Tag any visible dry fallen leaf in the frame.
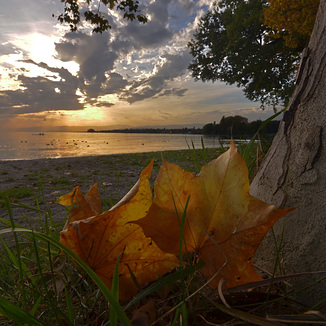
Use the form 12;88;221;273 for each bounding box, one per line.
131;299;157;326
56;182;102;231
58;161;179;300
134;141;294;289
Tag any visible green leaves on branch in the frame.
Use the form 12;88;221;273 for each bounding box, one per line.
188;0;300;109
56;0;147;33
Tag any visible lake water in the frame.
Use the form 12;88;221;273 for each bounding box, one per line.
0;131;224;161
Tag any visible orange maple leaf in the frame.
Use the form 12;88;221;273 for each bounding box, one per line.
58;161;179;300
134;141;295;289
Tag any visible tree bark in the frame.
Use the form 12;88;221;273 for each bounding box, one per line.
251;0;326;309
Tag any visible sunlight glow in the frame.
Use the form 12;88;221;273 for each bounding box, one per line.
10;33;80;75
62;107;109;126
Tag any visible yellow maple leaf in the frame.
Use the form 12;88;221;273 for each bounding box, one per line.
58;161;179;300
134;141;294;289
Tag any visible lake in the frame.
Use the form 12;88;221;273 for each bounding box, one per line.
0;131;224;161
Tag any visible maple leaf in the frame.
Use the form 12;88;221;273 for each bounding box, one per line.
58;161;179;300
134;141;295;289
56;182;102;231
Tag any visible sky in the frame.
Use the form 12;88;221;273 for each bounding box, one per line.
0;0;278;132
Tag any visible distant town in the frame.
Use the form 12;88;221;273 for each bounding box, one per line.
87;115;280;138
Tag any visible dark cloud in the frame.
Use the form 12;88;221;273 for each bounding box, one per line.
52;13;192;105
102;73;129;94
124;52;192;103
92;101;115;107
123;0;174;48
55;31;128;100
156;88;188;97
0;61;83;114
55;32;117;81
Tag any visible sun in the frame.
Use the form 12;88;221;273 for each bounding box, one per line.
62;107;109;127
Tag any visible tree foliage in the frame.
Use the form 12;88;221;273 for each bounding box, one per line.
263;0;320;50
55;0;147;33
202;115;280;136
188;0;300;109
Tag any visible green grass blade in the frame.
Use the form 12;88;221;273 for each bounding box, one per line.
186;140;200;173
218;135;226;152
31;231;62;324
264;221;286;314
241;109;284;167
0;297;44;326
65;287;75;325
9;201;48;213
171;307;181;326
200;136;207;163
30;296;42;317
0;227;132;326
181;301;188;326
5;198;27;308
110;251;122;326
0;217;24;228
124;260;205;311
0;237;29;275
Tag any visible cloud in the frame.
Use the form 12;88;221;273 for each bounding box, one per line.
1;0;207;117
102;73;129;94
155;88;188;98
123;51;192;103
0;60;83;114
0;0;60;38
0;0;270;131
52;9;194;105
0;42;19;56
55;32;118;80
124;0;174;48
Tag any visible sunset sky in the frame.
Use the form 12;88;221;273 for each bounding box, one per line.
1;0;278;132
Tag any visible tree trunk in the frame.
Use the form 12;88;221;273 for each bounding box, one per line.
251;0;326;309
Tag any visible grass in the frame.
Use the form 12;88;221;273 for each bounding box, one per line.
0;134;325;325
0;188;34;208
1;201;324;325
97;147;221;171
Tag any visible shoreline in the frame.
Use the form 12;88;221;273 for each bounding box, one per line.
0;148;221;229
0;148;188;162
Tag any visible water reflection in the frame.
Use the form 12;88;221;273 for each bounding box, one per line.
0;131;231;161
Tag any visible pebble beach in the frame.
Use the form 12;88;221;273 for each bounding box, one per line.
0;154;158;228
0;149;217;231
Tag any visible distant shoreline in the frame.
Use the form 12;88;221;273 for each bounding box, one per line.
87;127;203;135
86;128;275;139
